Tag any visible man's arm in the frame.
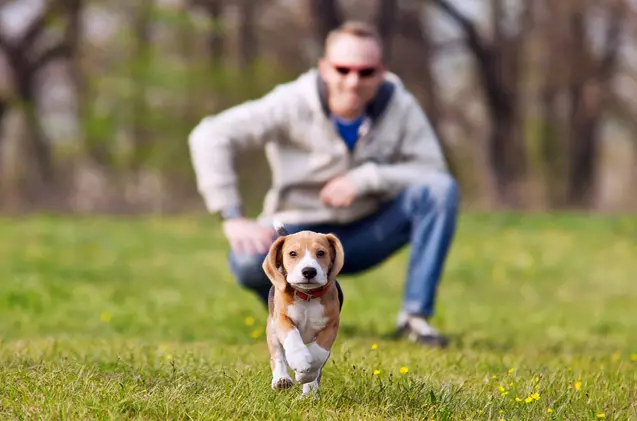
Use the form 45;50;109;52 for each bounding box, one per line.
347;93;449;195
188;84;294;214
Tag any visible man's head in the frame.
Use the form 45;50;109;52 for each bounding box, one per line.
318;21;386;120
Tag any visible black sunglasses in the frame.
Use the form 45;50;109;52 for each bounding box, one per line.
333;65;378;78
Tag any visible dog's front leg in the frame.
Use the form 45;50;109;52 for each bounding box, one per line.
276;314;312;374
267;316;293;390
298;320;339;398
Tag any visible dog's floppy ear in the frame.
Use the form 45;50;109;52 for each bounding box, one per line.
262;236;288;291
324;233;344;282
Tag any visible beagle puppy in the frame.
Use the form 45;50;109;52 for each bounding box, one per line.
262;223;345;398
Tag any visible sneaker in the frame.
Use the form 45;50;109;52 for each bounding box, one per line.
394;311;449;348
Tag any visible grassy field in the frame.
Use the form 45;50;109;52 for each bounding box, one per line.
0;213;635;420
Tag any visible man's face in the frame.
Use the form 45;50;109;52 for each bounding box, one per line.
318;34;385;119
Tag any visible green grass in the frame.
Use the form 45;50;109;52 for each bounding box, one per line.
0;213;636;420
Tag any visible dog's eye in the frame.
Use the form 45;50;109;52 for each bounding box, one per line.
317;250;325;257
289;251;297;257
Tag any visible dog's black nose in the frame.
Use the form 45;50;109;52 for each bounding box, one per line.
301;267;317;279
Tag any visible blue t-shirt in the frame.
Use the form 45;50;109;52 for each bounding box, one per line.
332;115;364;151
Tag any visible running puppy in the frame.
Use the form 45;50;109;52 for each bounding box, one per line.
263;222;345;398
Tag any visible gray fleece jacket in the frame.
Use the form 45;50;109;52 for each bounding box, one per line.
188;68;448;226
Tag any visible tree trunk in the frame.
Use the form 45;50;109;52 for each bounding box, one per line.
130;0;154;170
431;0;528;208
376;0;396;63
237;0;257;71
309;0;342;43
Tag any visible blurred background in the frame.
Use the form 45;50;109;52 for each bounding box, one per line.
0;0;635;216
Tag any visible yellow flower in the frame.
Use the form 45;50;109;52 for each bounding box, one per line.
244;316;255;326
515;397;523;402
165;354;173;360
498;385;506;392
530;392;540;400
399;366;409;374
501;391;509;397
250;329;262;339
373;369;381;376
100;312;111;322
596;413;605;419
371;344;378;350
547;408;553;413
525;396;533;403
574;380;582;391
492;375;497;379
630;353;637;362
508;367;515;374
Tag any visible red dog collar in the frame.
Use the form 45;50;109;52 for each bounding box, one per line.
293;283;331;301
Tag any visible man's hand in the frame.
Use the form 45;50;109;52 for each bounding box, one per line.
222;218;275;255
319;175;358;208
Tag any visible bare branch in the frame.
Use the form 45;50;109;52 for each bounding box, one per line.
17;1;60;52
429;0;490;63
32;44;70;70
598;0;626;80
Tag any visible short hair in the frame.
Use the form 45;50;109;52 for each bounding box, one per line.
324;21;383;58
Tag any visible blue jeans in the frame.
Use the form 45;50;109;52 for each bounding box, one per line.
229;172;459;318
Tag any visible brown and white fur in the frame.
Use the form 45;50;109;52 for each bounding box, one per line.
262;222;344;398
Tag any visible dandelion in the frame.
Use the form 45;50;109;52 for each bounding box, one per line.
525;396;533;403
371;344;378;350
244;316;255;326
574;378;582;391
596;413;605;419
373;369;381;376
547;408;553;413
100;312;111;322
250;329;262;339
530;392;540;400
515;397;523;402
498;385;506;393
501;391;509;397
508;367;515;374
399;366;409;374
492;375;497;380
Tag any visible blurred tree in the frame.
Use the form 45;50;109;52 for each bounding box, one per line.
309;0;343;42
0;0;82;204
430;0;531;209
189;0;224;66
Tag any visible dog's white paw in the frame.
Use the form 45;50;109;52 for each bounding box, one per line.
286;348;313;373
271;375;294;390
295;369;319;384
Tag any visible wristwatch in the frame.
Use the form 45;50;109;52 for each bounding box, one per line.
219;204;244;220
